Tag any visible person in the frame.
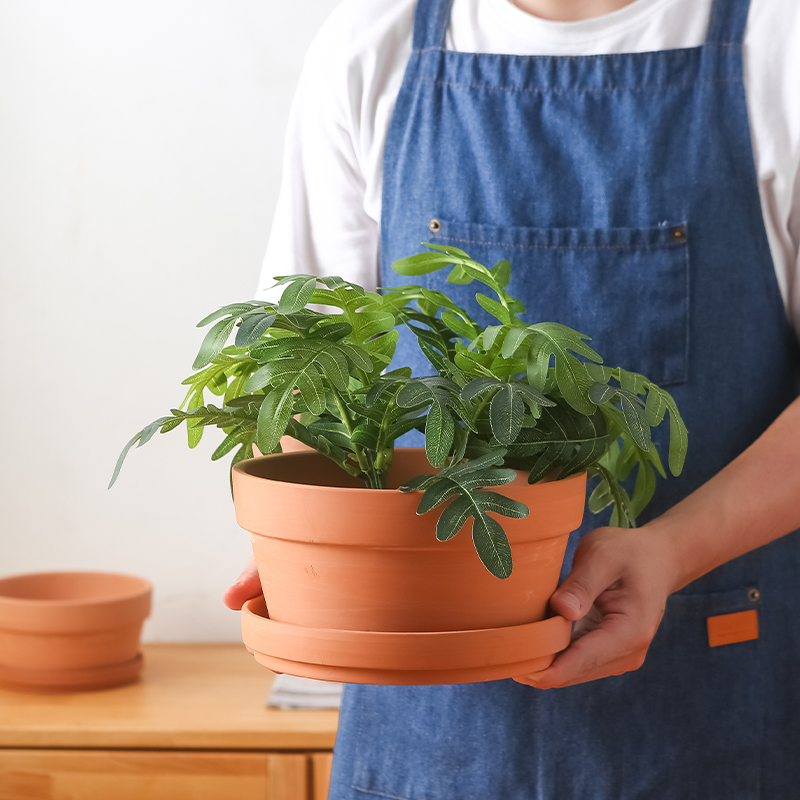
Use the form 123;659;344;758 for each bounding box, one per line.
224;0;800;796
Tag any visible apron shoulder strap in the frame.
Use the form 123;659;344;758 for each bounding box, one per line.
705;0;751;45
412;0;453;51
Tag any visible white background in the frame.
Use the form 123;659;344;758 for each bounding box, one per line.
0;0;341;641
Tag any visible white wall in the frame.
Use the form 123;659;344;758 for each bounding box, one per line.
0;0;341;641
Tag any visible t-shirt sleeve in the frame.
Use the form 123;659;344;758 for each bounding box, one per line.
255;10;382;301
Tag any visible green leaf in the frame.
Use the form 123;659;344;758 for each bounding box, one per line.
396;382;431;409
315;348;350;392
589;382;617;405
526;337;551;390
472;515;513;579
362;330;400;366
196;302;260;328
619;391;651;451
192;317;236;370
337;343;373;373
585;363;615;383
244;358;300;393
525;325;597;414
441;310;477;339
425;402;455;468
500;327;531;359
436;495;473;541
482;325;505;351
513;383;555;410
417;478;462;514
489;260;511;289
308;419;352;449
474;491;529;519
399;473;438;493
451;469;519;492
207;370;228;396
446;265;472;285
525;441;571;484
475;293;512;325
365;379;398;409
461;376;500;402
108;416;173;488
235;313;276;347
186;391;205;448
630;458;657;518
388;413;427;441
664;394;689;475
392;252;458;276
277;276;317;314
351;422;380;451
594;464;635;529
588;478;613;513
311;320;353;341
296;366;326;415
255;385;294;453
489;384;524;445
211;425;246;461
230;441;255;469
449;448;507;475
644;385;668;426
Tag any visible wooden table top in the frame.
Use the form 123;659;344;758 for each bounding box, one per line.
0;643;339;751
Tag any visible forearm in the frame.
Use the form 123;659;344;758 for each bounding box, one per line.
647;394;800;592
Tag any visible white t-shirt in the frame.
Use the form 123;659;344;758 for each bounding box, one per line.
258;0;800;335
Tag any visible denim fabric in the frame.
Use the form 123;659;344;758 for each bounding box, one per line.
328;0;800;797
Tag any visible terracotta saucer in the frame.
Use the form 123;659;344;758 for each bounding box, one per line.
242;597;571;685
0;653;144;694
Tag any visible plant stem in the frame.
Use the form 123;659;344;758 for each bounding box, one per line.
331;388;377;485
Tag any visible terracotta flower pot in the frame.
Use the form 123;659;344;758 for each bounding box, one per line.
233;448;584;684
0;571;151;693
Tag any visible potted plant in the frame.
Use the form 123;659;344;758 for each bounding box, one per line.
111;244;687;684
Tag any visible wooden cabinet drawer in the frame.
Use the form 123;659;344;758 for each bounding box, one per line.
0;750;310;800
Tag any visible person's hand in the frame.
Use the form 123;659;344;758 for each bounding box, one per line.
514;525;680;689
222;555;263;611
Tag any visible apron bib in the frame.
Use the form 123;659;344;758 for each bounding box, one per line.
329;0;800;796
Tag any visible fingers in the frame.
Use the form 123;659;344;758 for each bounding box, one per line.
549;541;624;621
516;612;651;689
513;527;673;689
222;555;263;610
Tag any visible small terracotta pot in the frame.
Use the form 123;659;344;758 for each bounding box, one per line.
0;571;151;693
233;449;585;684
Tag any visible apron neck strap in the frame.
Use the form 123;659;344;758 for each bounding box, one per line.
705;0;751;45
412;0;454;51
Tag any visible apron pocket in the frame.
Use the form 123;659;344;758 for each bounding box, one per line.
425;219;690;387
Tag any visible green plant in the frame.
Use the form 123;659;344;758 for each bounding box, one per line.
111;245;687;578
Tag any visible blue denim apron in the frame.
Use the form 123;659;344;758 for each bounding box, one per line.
328;0;800;796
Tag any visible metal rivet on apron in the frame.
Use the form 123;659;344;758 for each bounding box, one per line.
429;218;442;233
671;225;687;242
748;587;761;603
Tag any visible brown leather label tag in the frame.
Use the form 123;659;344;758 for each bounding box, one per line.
707;609;759;647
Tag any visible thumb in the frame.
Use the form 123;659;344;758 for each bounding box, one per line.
550;542;619;621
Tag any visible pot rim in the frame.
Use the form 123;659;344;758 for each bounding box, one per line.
0;571;152;609
233;447;587;545
232;447;586;494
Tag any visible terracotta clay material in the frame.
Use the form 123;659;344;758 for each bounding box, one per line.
242;595;572;684
0;571;151;693
233;448;585;684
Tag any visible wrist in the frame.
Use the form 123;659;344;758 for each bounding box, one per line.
638;515;707;594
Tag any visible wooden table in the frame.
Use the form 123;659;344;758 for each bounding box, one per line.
0;643;340;800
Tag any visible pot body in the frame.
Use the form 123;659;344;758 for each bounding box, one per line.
0;571;151;690
233;449;585;633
